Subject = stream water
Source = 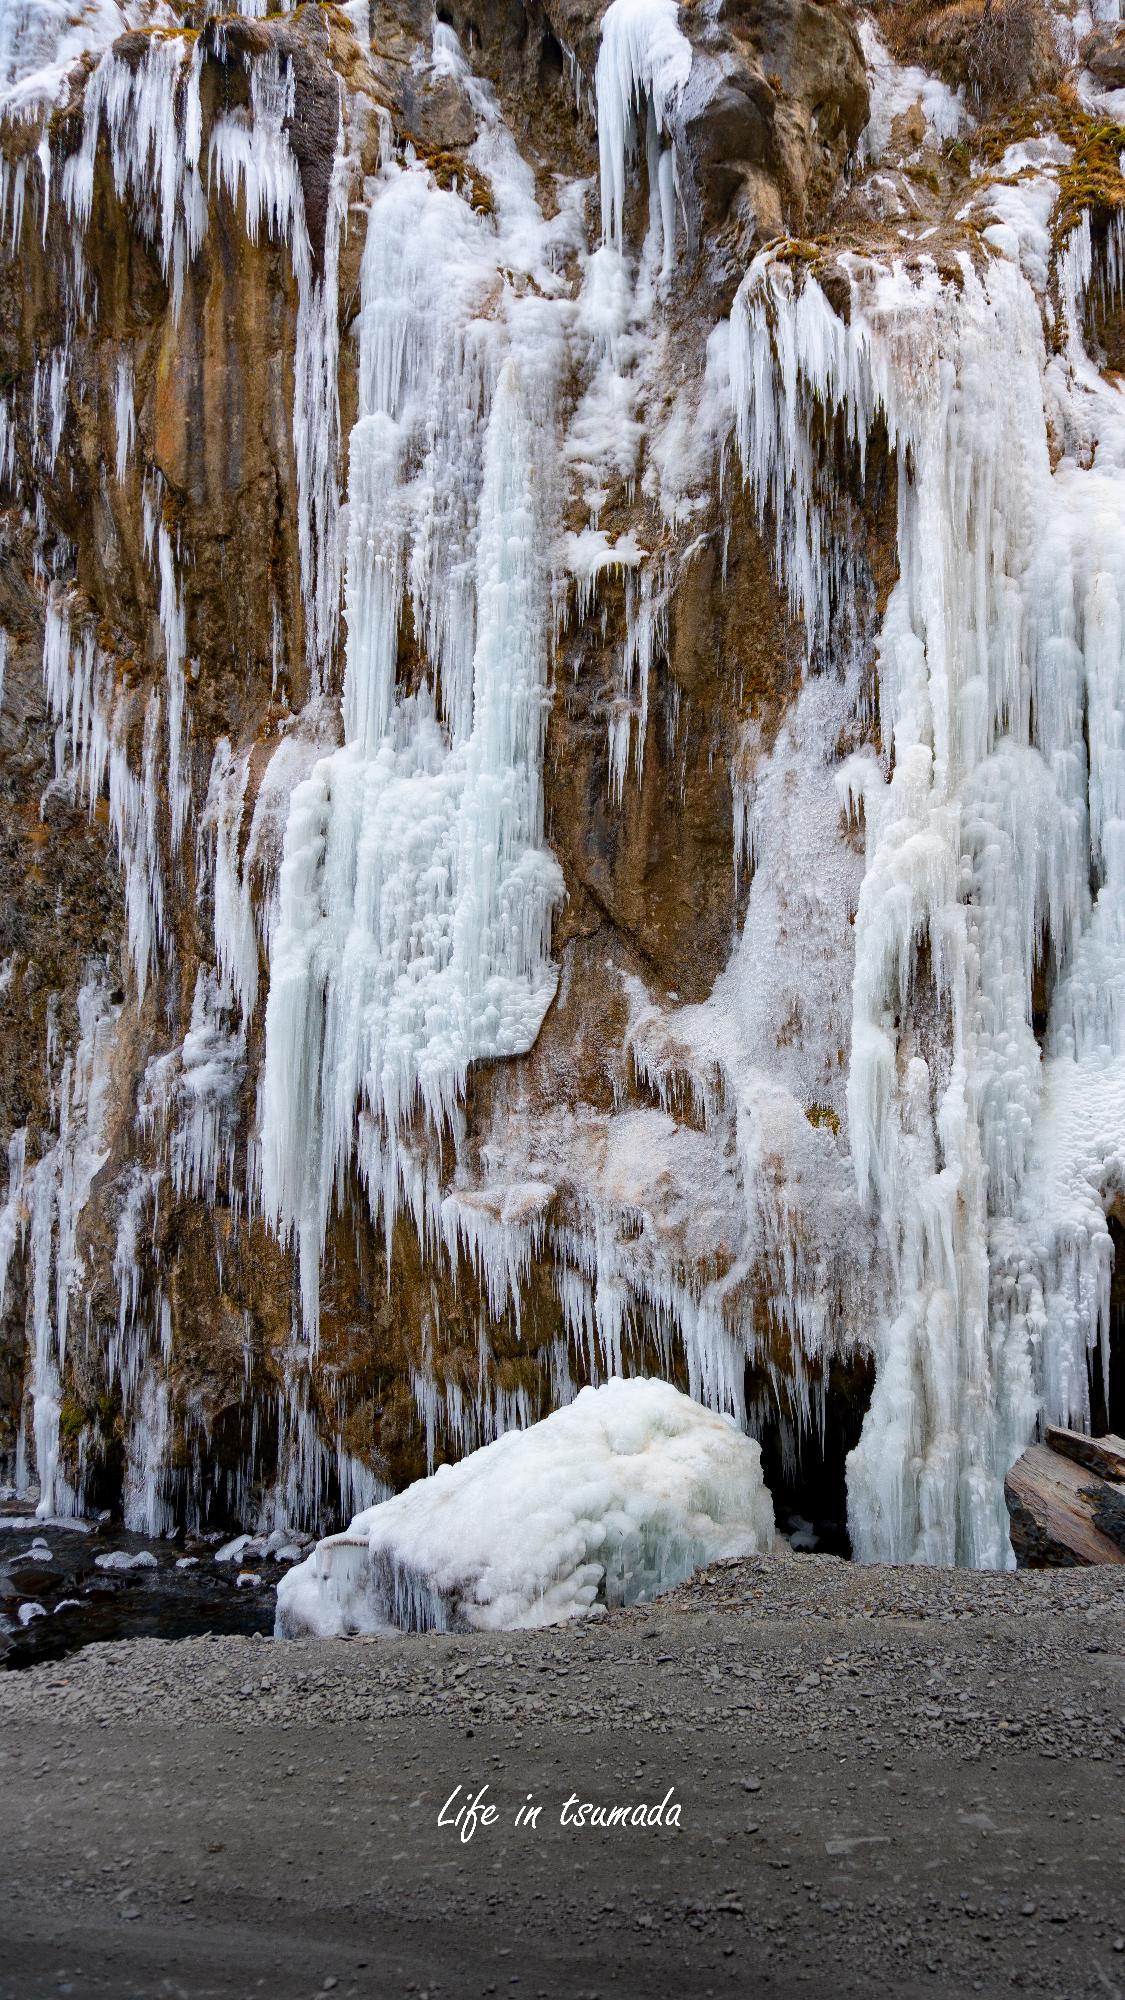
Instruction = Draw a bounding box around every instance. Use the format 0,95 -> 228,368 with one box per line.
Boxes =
0,1503 -> 303,1669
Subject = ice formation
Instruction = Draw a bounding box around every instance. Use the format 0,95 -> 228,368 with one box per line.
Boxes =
276,1377 -> 775,1635
725,132 -> 1125,1562
4,0 -> 1125,1572
595,0 -> 690,267
857,18 -> 967,165
259,128 -> 571,1329
13,973 -> 119,1519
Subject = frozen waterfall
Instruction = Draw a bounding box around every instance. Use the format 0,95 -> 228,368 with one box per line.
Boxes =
3,0 -> 1125,1570
259,158 -> 567,1333
728,151 -> 1125,1564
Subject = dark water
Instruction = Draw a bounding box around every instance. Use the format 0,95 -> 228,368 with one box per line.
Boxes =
0,1511 -> 283,1669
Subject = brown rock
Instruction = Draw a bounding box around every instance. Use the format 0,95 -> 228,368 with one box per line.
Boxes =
1081,25 -> 1125,91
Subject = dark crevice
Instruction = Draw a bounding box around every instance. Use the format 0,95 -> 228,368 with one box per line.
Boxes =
1030,930 -> 1052,1046
751,1351 -> 875,1558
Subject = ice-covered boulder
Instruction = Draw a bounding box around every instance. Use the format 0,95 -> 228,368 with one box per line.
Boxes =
275,1378 -> 775,1638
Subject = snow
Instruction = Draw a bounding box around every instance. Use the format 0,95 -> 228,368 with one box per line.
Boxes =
94,1548 -> 157,1571
10,1538 -> 53,1563
215,1534 -> 253,1564
0,1513 -> 92,1534
276,1377 -> 775,1636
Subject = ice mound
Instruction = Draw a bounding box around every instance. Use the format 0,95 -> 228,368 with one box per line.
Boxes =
275,1378 -> 774,1638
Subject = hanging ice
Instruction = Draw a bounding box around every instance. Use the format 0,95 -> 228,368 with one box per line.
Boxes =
275,1376 -> 776,1636
259,160 -> 567,1332
727,122 -> 1125,1566
595,0 -> 690,270
21,971 -> 119,1520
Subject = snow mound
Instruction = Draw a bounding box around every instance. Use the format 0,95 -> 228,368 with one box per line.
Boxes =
275,1377 -> 775,1638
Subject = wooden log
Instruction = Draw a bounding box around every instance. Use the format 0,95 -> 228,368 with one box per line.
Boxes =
1043,1426 -> 1125,1483
1005,1444 -> 1125,1568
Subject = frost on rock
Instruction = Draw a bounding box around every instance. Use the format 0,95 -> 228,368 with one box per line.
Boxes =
275,1377 -> 775,1636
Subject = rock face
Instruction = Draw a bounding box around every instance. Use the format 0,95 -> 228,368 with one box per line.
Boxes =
0,0 -> 1123,1562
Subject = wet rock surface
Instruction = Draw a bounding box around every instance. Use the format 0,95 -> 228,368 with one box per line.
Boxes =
1,1556 -> 1124,1998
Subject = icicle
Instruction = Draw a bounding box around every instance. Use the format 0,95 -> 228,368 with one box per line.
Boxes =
123,1367 -> 173,1536
595,0 -> 691,262
260,151 -> 568,1335
207,44 -> 344,683
170,969 -> 246,1205
22,972 -> 119,1519
42,589 -> 167,995
155,520 -> 190,848
113,354 -> 134,484
0,1126 -> 27,1320
62,37 -> 208,324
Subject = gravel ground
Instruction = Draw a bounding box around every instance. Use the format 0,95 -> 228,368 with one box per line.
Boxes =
2,1554 -> 1124,2000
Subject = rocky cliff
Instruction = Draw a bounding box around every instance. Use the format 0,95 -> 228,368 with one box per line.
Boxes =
0,0 -> 1122,1562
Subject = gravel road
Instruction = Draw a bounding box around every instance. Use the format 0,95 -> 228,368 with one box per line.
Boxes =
2,1554 -> 1124,2000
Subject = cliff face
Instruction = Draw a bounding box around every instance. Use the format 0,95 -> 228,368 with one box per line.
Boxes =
0,0 -> 1122,1562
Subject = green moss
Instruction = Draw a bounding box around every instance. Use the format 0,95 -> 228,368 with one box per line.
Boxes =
59,1397 -> 87,1445
768,236 -> 822,267
1057,116 -> 1125,232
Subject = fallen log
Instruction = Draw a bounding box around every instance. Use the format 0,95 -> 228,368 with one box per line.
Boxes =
1043,1426 -> 1125,1484
1005,1443 -> 1125,1568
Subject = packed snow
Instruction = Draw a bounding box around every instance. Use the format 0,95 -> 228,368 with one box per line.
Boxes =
275,1378 -> 776,1636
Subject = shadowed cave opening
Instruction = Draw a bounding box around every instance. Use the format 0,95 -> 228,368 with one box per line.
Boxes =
751,1352 -> 876,1559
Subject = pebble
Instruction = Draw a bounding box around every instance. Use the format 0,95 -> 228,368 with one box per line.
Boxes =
0,1555 -> 1120,1783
